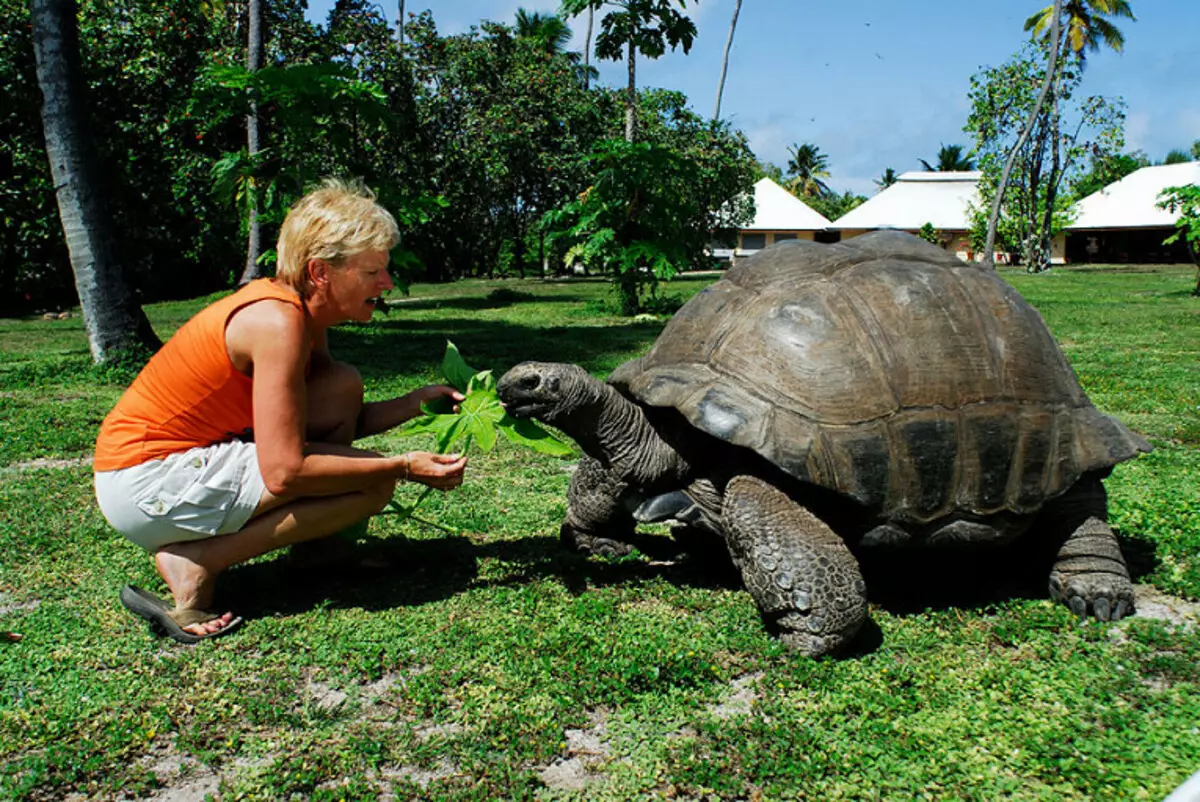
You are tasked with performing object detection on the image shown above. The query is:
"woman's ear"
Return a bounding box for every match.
[307,258,329,288]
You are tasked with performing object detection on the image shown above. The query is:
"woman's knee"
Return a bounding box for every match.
[310,360,363,405]
[364,476,398,514]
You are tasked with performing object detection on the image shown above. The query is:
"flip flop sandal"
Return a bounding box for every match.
[119,585,243,644]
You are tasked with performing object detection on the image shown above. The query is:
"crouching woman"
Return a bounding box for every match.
[94,179,466,642]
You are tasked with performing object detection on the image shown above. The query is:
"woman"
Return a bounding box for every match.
[94,179,466,642]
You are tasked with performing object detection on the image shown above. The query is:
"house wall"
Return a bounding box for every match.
[1065,228,1192,264]
[736,230,816,258]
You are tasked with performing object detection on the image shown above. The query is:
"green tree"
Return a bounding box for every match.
[515,8,596,86]
[1162,149,1191,165]
[561,0,697,142]
[966,42,1126,270]
[1157,184,1200,295]
[920,143,975,171]
[784,142,830,198]
[29,0,160,361]
[1069,149,1148,198]
[1192,140,1200,161]
[808,191,866,222]
[875,167,898,191]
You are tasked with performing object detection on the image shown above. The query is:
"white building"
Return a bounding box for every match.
[1065,162,1200,263]
[717,178,832,262]
[830,171,1038,263]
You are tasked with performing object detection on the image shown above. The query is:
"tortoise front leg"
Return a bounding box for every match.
[722,475,867,657]
[1043,473,1134,621]
[561,455,639,557]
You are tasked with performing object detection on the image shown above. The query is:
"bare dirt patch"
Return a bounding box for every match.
[707,672,764,720]
[1,456,92,474]
[537,709,612,791]
[1132,584,1200,628]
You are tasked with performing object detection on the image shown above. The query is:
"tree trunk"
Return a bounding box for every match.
[30,0,160,363]
[1036,73,1064,273]
[397,0,405,47]
[583,6,593,91]
[238,0,264,285]
[713,0,742,120]
[624,39,636,143]
[984,0,1062,268]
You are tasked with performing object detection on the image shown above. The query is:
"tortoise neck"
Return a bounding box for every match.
[566,379,689,487]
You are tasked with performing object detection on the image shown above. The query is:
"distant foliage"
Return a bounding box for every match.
[3,1,755,313]
[1157,184,1200,295]
[917,223,941,245]
[1070,150,1149,200]
[807,191,867,222]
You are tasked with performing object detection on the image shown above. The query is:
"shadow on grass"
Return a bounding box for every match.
[330,317,666,382]
[382,292,592,313]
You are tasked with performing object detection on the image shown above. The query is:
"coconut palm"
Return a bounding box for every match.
[920,144,976,172]
[29,0,160,361]
[785,143,831,198]
[875,167,898,191]
[238,0,264,284]
[1024,0,1135,62]
[515,9,597,87]
[713,0,742,120]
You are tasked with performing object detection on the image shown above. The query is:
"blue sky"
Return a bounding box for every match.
[306,0,1199,195]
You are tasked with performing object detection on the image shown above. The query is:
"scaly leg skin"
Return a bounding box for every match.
[1049,516,1135,621]
[1043,473,1134,621]
[560,455,638,557]
[722,475,867,657]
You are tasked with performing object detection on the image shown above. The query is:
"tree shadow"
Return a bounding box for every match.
[383,292,591,313]
[217,534,479,618]
[330,317,666,384]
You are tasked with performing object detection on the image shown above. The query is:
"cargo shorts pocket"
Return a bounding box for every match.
[134,447,244,535]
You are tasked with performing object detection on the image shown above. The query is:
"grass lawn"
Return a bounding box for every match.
[1,265,1198,800]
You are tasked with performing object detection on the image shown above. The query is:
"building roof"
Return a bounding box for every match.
[832,171,981,231]
[744,177,832,231]
[1067,162,1200,230]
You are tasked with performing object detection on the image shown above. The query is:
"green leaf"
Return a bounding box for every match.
[458,391,506,453]
[442,340,478,393]
[498,415,575,457]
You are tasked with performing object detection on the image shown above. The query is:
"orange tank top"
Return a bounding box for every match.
[93,279,305,471]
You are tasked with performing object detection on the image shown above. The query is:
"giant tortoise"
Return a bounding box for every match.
[497,231,1151,656]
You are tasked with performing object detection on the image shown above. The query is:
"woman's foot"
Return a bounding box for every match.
[154,543,236,636]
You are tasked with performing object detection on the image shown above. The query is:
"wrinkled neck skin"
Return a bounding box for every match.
[553,376,690,489]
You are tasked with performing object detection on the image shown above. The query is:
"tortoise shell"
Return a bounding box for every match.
[609,231,1150,523]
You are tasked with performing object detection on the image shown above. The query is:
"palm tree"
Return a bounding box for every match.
[29,0,160,361]
[515,9,597,87]
[986,0,1135,269]
[785,143,831,198]
[238,0,265,285]
[920,144,976,172]
[875,167,898,191]
[583,6,594,90]
[562,0,696,143]
[515,9,573,54]
[1023,0,1134,63]
[983,0,1064,268]
[397,0,405,47]
[713,0,742,120]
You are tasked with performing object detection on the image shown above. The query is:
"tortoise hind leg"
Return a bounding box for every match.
[1043,473,1134,621]
[722,475,868,657]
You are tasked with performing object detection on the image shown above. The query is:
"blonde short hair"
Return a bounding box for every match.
[275,178,400,297]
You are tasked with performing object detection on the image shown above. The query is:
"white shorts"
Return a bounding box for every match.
[94,440,268,551]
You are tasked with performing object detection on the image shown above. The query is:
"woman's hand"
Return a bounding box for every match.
[400,451,468,490]
[406,384,465,417]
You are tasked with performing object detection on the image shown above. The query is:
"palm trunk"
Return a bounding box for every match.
[30,0,160,362]
[624,39,636,143]
[238,0,264,285]
[984,0,1062,268]
[1037,69,1064,272]
[397,0,405,47]
[713,0,742,120]
[583,7,593,90]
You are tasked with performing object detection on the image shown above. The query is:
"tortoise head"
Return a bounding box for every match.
[497,362,605,427]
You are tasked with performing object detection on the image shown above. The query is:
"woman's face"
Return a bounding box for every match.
[324,249,394,323]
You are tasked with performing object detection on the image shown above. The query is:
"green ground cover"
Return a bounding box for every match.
[1,266,1197,800]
